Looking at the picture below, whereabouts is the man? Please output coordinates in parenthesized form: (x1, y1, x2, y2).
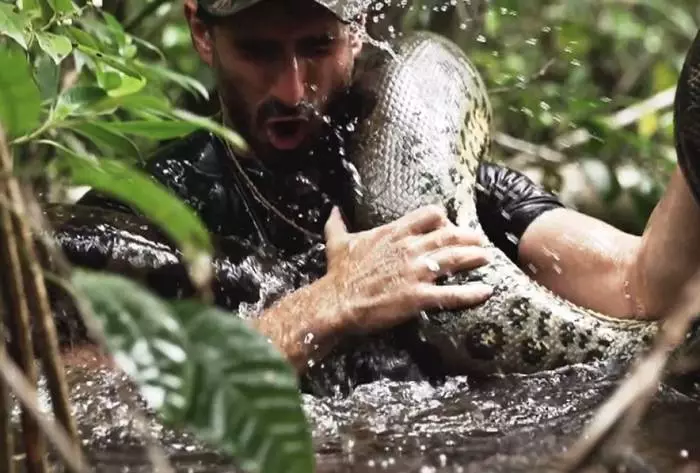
(78, 0, 700, 386)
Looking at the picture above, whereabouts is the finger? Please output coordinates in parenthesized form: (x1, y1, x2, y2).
(324, 206, 348, 242)
(388, 204, 451, 239)
(411, 225, 488, 254)
(413, 246, 491, 280)
(415, 282, 493, 311)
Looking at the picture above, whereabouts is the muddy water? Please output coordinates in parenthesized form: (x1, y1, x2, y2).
(16, 359, 700, 473)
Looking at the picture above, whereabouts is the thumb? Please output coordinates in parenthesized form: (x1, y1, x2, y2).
(324, 206, 348, 242)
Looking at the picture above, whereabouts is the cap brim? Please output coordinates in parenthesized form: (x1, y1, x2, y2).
(199, 0, 370, 22)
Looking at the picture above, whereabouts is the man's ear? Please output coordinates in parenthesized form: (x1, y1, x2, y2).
(184, 0, 214, 67)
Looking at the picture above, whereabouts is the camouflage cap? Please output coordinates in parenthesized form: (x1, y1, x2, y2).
(198, 0, 370, 23)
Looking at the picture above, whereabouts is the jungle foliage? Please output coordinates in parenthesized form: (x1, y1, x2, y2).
(0, 0, 696, 472)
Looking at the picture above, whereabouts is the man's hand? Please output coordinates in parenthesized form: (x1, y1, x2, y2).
(323, 205, 493, 334)
(252, 204, 493, 374)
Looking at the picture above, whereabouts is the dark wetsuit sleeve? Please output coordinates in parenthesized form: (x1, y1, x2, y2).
(475, 162, 565, 264)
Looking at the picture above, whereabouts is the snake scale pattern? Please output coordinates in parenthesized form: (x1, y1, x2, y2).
(348, 31, 698, 374)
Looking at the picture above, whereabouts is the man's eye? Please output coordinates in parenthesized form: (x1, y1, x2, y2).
(300, 37, 335, 57)
(236, 41, 278, 60)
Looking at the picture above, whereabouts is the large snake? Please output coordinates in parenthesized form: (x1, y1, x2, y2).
(45, 30, 700, 377)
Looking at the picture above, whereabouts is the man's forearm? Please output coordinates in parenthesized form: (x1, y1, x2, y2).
(628, 168, 700, 318)
(519, 167, 700, 320)
(250, 274, 348, 374)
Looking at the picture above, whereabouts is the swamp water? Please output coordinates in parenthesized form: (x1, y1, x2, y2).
(17, 359, 700, 473)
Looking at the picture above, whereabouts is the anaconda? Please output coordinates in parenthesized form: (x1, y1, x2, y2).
(44, 31, 700, 378)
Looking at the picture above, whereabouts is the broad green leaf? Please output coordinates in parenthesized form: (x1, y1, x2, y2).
(47, 0, 76, 15)
(68, 121, 142, 162)
(46, 140, 213, 265)
(54, 85, 108, 119)
(34, 53, 59, 101)
(72, 270, 314, 473)
(99, 120, 199, 140)
(0, 3, 30, 49)
(0, 44, 41, 138)
(35, 31, 73, 64)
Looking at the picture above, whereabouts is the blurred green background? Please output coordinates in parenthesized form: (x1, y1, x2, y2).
(88, 0, 699, 234)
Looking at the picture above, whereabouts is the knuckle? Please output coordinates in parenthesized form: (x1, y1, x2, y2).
(424, 204, 448, 221)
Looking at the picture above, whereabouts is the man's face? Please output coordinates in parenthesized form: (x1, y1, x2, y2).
(186, 0, 364, 164)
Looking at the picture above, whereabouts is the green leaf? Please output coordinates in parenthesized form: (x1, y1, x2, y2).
(34, 53, 59, 101)
(0, 44, 41, 138)
(93, 93, 171, 115)
(35, 31, 73, 64)
(46, 140, 213, 265)
(101, 10, 127, 47)
(68, 121, 142, 162)
(71, 270, 314, 473)
(134, 60, 210, 100)
(99, 120, 199, 140)
(98, 67, 147, 97)
(64, 26, 99, 49)
(46, 0, 76, 15)
(19, 0, 39, 10)
(0, 3, 30, 50)
(54, 86, 108, 119)
(170, 109, 250, 157)
(76, 44, 143, 78)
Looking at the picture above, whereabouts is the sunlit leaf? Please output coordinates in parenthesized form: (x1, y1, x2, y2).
(35, 31, 73, 65)
(638, 113, 658, 138)
(69, 121, 142, 161)
(72, 270, 314, 473)
(99, 120, 199, 140)
(45, 140, 213, 264)
(0, 44, 41, 138)
(0, 3, 30, 50)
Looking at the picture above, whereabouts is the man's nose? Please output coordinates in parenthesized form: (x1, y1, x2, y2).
(271, 55, 306, 107)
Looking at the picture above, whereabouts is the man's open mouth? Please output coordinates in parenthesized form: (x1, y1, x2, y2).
(265, 117, 309, 151)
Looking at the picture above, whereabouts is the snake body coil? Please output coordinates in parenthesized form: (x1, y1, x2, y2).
(348, 32, 694, 374)
(46, 32, 700, 376)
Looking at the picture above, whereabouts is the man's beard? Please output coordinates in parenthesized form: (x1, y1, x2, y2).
(214, 66, 354, 173)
